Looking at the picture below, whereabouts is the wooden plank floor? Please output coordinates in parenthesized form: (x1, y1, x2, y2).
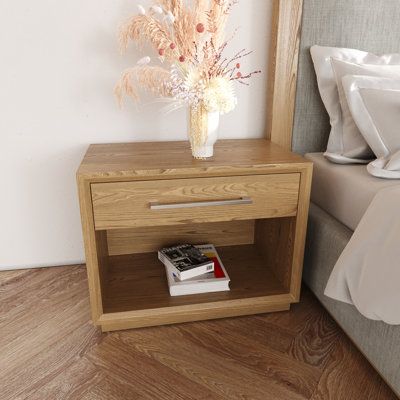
(0, 265, 397, 400)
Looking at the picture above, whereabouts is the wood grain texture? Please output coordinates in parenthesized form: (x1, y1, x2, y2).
(309, 333, 397, 400)
(104, 245, 287, 312)
(255, 217, 295, 291)
(28, 358, 100, 400)
(100, 245, 292, 331)
(91, 174, 300, 230)
(255, 165, 312, 304)
(77, 139, 310, 182)
(79, 373, 157, 400)
(113, 329, 307, 400)
(77, 177, 107, 322)
(77, 139, 312, 330)
(175, 321, 320, 399)
(290, 165, 313, 300)
(0, 266, 396, 399)
(0, 266, 103, 400)
(99, 302, 290, 333)
(107, 220, 255, 256)
(287, 306, 340, 370)
(267, 0, 303, 150)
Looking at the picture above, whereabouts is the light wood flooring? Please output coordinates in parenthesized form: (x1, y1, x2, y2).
(0, 265, 397, 400)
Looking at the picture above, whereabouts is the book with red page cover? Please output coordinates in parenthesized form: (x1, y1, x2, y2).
(164, 244, 230, 296)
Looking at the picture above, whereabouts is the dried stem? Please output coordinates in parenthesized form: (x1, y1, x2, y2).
(119, 15, 172, 54)
(115, 66, 172, 105)
(230, 70, 262, 81)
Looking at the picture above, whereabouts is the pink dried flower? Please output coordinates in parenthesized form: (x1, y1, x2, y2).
(196, 23, 205, 33)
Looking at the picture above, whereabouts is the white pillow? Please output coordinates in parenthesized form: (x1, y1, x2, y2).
(310, 45, 400, 164)
(331, 59, 400, 160)
(342, 75, 400, 179)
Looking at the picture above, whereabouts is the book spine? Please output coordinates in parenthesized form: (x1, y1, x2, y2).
(179, 263, 214, 280)
(158, 252, 182, 280)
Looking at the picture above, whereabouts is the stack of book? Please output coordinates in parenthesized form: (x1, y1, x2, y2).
(158, 244, 230, 296)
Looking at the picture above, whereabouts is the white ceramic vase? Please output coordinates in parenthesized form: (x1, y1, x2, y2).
(188, 105, 220, 159)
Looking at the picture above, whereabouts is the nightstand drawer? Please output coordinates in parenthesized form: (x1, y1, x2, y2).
(91, 174, 300, 230)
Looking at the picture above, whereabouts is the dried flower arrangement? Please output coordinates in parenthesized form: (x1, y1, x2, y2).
(115, 0, 261, 157)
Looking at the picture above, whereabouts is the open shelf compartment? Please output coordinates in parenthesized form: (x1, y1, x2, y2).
(103, 244, 287, 313)
(95, 217, 297, 331)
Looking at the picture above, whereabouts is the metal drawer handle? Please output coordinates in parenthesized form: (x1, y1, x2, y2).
(150, 197, 253, 210)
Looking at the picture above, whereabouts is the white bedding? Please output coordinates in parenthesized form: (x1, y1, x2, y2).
(325, 186, 400, 324)
(306, 153, 400, 323)
(305, 153, 398, 230)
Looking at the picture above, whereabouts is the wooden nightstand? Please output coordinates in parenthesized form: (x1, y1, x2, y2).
(77, 139, 312, 332)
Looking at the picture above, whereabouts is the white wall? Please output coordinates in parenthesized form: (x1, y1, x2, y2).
(0, 0, 272, 270)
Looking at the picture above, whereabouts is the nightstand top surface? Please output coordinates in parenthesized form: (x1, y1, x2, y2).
(77, 139, 311, 181)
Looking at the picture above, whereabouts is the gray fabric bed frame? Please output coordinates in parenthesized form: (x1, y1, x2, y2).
(293, 0, 400, 395)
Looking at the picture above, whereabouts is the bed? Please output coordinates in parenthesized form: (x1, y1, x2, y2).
(293, 0, 400, 395)
(305, 153, 399, 231)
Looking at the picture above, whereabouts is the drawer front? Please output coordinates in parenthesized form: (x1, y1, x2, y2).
(91, 174, 300, 230)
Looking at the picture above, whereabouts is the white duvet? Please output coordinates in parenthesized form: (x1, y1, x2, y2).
(325, 186, 400, 324)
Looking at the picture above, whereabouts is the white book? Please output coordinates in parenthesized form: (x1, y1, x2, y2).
(164, 244, 230, 296)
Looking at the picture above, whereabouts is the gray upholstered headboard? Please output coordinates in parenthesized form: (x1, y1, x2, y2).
(292, 0, 400, 155)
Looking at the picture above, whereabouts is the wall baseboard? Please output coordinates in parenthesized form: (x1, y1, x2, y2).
(0, 260, 85, 272)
